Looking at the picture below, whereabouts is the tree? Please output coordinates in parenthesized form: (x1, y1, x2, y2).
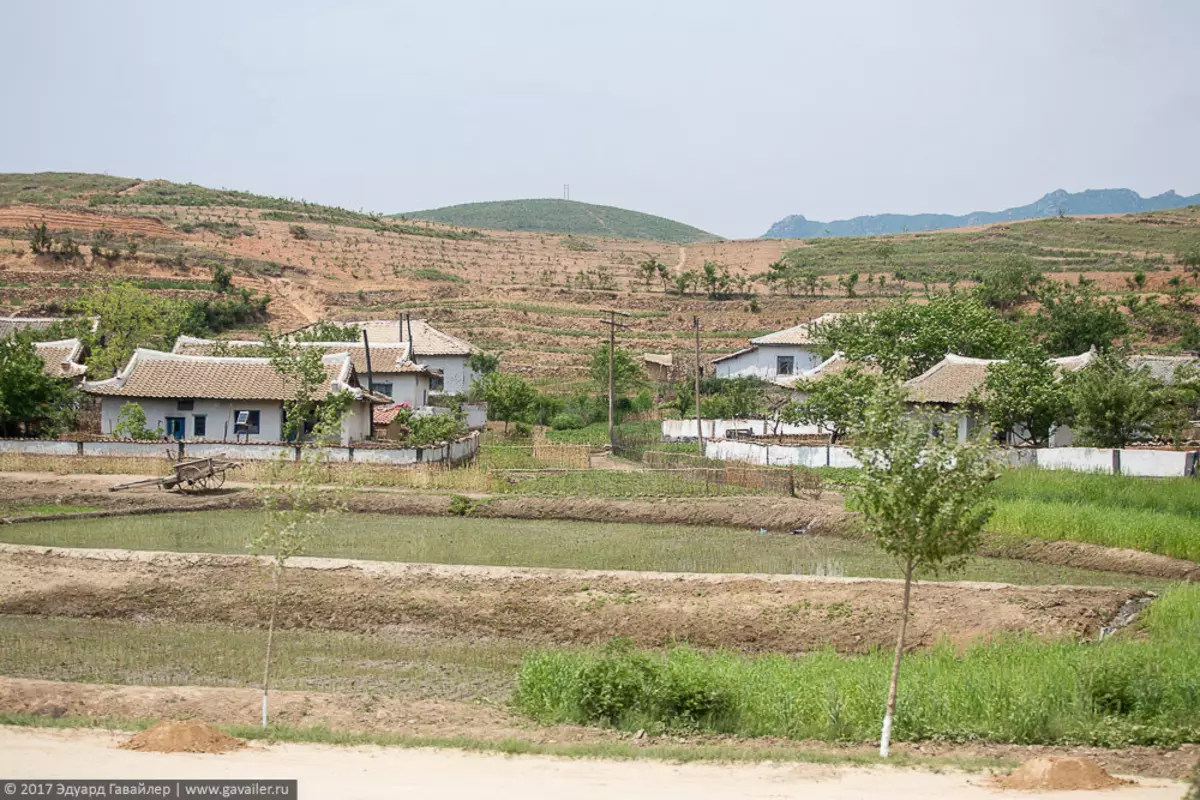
(655, 260, 671, 292)
(253, 338, 353, 728)
(1031, 282, 1128, 356)
(849, 384, 997, 757)
(637, 256, 662, 288)
(1151, 362, 1200, 446)
(700, 377, 765, 419)
(588, 345, 647, 397)
(112, 402, 161, 440)
(77, 283, 199, 377)
(0, 337, 79, 437)
(819, 294, 1018, 378)
(838, 271, 859, 298)
(780, 364, 880, 443)
(292, 321, 359, 342)
(28, 222, 52, 255)
(467, 351, 500, 375)
(975, 256, 1043, 310)
(472, 371, 536, 432)
(1066, 353, 1160, 448)
(981, 345, 1070, 447)
(211, 262, 234, 293)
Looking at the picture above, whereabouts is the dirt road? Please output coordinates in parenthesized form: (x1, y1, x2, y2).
(0, 727, 1183, 799)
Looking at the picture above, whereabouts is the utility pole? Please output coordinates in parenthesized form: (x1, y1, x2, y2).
(598, 309, 630, 451)
(693, 316, 704, 455)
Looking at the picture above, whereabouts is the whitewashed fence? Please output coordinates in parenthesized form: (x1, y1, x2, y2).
(662, 419, 821, 442)
(0, 431, 480, 467)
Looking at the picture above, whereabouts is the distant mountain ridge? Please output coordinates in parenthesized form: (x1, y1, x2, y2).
(763, 188, 1200, 239)
(399, 198, 720, 243)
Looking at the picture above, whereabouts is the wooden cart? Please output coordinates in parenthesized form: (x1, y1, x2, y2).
(110, 455, 242, 493)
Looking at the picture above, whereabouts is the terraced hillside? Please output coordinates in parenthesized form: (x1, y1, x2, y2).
(0, 173, 1197, 385)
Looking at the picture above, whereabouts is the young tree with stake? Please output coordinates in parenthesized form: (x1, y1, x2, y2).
(849, 383, 998, 757)
(252, 339, 353, 729)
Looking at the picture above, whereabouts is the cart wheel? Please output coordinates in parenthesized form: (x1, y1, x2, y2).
(195, 475, 213, 491)
(210, 471, 226, 490)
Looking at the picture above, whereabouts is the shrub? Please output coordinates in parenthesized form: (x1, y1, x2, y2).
(550, 413, 584, 430)
(112, 403, 160, 440)
(289, 224, 310, 240)
(448, 494, 477, 516)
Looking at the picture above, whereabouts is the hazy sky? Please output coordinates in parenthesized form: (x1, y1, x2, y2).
(5, 1, 1198, 238)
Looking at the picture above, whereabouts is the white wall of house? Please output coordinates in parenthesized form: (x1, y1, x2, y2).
(100, 397, 376, 445)
(713, 345, 822, 380)
(367, 371, 431, 408)
(419, 355, 476, 395)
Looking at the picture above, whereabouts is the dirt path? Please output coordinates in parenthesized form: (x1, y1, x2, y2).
(588, 452, 644, 471)
(0, 545, 1139, 652)
(0, 727, 1184, 799)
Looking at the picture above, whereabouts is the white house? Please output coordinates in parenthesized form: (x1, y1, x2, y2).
(293, 319, 480, 394)
(0, 316, 93, 383)
(712, 314, 842, 381)
(172, 336, 436, 407)
(83, 349, 387, 445)
(904, 351, 1095, 445)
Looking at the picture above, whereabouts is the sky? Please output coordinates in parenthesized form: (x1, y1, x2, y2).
(5, 0, 1199, 239)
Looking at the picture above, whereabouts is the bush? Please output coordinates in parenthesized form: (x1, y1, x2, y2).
(112, 403, 160, 440)
(550, 413, 584, 430)
(448, 494, 477, 516)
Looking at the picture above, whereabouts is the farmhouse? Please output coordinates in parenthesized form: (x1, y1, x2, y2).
(904, 351, 1094, 444)
(83, 349, 388, 444)
(293, 318, 480, 394)
(643, 353, 673, 384)
(773, 351, 880, 391)
(0, 316, 94, 382)
(712, 314, 842, 381)
(173, 336, 437, 407)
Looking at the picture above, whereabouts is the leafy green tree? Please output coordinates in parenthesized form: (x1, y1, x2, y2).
(838, 271, 859, 298)
(974, 256, 1042, 310)
(211, 262, 234, 293)
(472, 371, 537, 432)
(588, 345, 648, 397)
(0, 337, 79, 437)
(292, 321, 360, 342)
(1031, 282, 1127, 355)
(1151, 363, 1200, 446)
(981, 345, 1071, 447)
(819, 294, 1018, 378)
(780, 364, 880, 443)
(467, 351, 500, 375)
(637, 256, 662, 288)
(1066, 353, 1160, 448)
(1177, 245, 1200, 272)
(77, 283, 198, 377)
(700, 377, 765, 418)
(112, 402, 161, 440)
(29, 222, 52, 255)
(849, 384, 997, 757)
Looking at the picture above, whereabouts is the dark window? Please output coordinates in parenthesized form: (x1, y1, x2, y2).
(234, 409, 261, 435)
(165, 417, 185, 440)
(193, 415, 207, 437)
(777, 356, 795, 376)
(429, 373, 444, 391)
(370, 382, 393, 398)
(177, 399, 195, 411)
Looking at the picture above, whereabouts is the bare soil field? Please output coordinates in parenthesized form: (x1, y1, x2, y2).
(0, 545, 1141, 652)
(0, 725, 1189, 797)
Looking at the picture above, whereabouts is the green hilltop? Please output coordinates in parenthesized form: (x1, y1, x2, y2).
(398, 198, 721, 243)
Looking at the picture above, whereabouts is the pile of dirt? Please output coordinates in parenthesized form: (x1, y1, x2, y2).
(996, 756, 1129, 791)
(120, 720, 244, 754)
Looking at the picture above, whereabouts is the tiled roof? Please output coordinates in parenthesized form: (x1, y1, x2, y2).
(775, 352, 879, 388)
(82, 349, 377, 401)
(0, 316, 99, 339)
(294, 319, 476, 356)
(750, 313, 845, 346)
(1129, 354, 1198, 384)
(172, 337, 436, 376)
(33, 338, 88, 379)
(711, 346, 757, 364)
(904, 351, 1096, 405)
(374, 404, 410, 426)
(643, 353, 672, 367)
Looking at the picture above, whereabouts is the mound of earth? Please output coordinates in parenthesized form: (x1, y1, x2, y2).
(120, 720, 244, 754)
(996, 756, 1128, 791)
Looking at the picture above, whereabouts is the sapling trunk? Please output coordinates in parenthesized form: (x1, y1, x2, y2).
(261, 561, 282, 729)
(880, 559, 914, 758)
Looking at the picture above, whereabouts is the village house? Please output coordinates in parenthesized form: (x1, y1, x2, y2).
(642, 353, 673, 384)
(903, 351, 1095, 445)
(712, 314, 842, 381)
(293, 318, 480, 394)
(173, 336, 436, 407)
(83, 349, 387, 445)
(773, 351, 880, 392)
(0, 316, 94, 382)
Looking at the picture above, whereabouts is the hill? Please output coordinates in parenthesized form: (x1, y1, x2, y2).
(399, 198, 720, 243)
(763, 188, 1200, 239)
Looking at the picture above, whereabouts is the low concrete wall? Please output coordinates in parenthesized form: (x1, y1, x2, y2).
(1035, 447, 1116, 474)
(0, 431, 480, 467)
(703, 439, 860, 469)
(663, 419, 821, 442)
(1119, 448, 1193, 478)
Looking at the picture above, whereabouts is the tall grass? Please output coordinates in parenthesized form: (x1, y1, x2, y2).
(995, 469, 1200, 518)
(514, 587, 1200, 747)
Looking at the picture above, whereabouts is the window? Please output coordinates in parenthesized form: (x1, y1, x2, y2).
(777, 355, 795, 376)
(370, 381, 393, 398)
(177, 399, 195, 411)
(193, 415, 207, 437)
(429, 374, 445, 391)
(234, 409, 261, 435)
(165, 417, 185, 440)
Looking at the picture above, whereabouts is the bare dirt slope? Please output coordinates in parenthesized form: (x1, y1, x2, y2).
(0, 726, 1185, 799)
(0, 546, 1138, 652)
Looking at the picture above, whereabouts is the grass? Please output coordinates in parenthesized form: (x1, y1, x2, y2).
(0, 712, 1016, 771)
(514, 585, 1200, 747)
(401, 198, 720, 243)
(546, 420, 661, 446)
(0, 616, 521, 701)
(0, 172, 139, 205)
(0, 502, 101, 517)
(0, 511, 1169, 588)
